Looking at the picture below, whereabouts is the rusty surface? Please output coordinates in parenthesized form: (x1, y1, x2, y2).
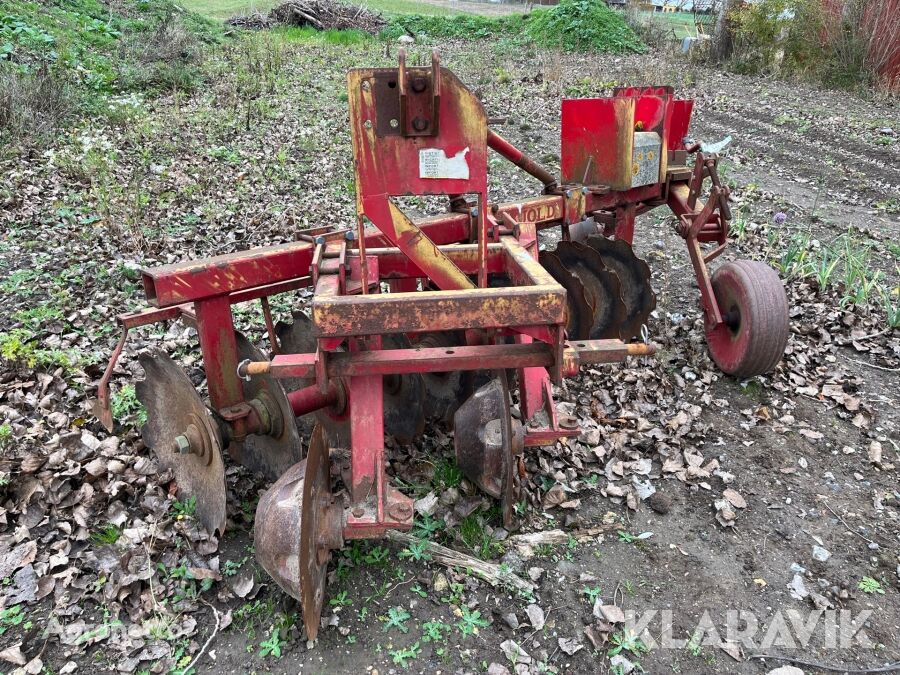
(453, 373, 523, 528)
(254, 424, 342, 642)
(233, 332, 302, 482)
(135, 352, 226, 534)
(312, 273, 565, 337)
(584, 235, 656, 340)
(538, 250, 594, 340)
(552, 241, 627, 340)
(348, 55, 487, 291)
(365, 243, 505, 279)
(143, 241, 314, 308)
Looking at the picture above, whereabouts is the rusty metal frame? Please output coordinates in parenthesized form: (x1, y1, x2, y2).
(94, 51, 747, 612)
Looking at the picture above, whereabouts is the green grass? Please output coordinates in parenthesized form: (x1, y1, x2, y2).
(180, 0, 279, 20)
(1, 0, 225, 137)
(643, 10, 700, 40)
(274, 26, 370, 44)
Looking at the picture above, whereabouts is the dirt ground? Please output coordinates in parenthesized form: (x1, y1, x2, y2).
(0, 34, 898, 675)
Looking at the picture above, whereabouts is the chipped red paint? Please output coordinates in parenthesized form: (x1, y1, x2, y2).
(95, 52, 751, 606)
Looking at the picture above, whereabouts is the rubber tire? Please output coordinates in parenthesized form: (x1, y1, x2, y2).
(706, 260, 789, 378)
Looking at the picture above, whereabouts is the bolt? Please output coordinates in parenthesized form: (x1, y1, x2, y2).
(174, 434, 191, 454)
(411, 117, 429, 132)
(470, 207, 478, 217)
(345, 230, 357, 241)
(364, 119, 372, 129)
(352, 506, 365, 518)
(389, 118, 399, 128)
(314, 235, 326, 245)
(565, 189, 573, 198)
(582, 186, 590, 194)
(410, 76, 427, 93)
(389, 502, 412, 521)
(361, 80, 370, 91)
(559, 415, 579, 430)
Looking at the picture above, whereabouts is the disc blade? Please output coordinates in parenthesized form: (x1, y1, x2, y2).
(255, 425, 334, 642)
(453, 372, 522, 528)
(235, 332, 303, 482)
(413, 332, 474, 424)
(136, 352, 226, 534)
(585, 235, 656, 340)
(538, 250, 594, 340)
(381, 333, 426, 443)
(554, 241, 628, 340)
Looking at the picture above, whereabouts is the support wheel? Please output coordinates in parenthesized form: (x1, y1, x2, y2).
(706, 260, 789, 377)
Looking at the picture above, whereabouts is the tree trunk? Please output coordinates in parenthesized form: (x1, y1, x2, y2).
(713, 0, 740, 62)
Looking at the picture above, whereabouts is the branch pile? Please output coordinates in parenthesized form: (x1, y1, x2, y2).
(227, 0, 387, 34)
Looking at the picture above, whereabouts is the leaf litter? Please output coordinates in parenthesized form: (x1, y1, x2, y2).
(0, 33, 898, 674)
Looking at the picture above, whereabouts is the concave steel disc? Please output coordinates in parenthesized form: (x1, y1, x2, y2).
(381, 333, 426, 444)
(453, 372, 523, 529)
(413, 331, 474, 424)
(277, 313, 425, 444)
(275, 312, 343, 445)
(254, 424, 338, 642)
(554, 240, 628, 340)
(136, 352, 226, 534)
(538, 250, 594, 340)
(585, 235, 656, 340)
(234, 332, 303, 482)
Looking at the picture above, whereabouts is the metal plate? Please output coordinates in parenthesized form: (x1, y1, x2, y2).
(136, 352, 226, 534)
(631, 131, 662, 188)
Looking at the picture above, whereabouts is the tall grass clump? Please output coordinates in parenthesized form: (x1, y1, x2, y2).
(526, 0, 646, 54)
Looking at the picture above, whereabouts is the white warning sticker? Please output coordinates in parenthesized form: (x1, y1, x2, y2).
(419, 147, 470, 180)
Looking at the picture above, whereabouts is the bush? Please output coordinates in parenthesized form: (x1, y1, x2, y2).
(0, 0, 223, 140)
(386, 0, 645, 55)
(731, 0, 900, 91)
(0, 64, 75, 138)
(526, 0, 646, 54)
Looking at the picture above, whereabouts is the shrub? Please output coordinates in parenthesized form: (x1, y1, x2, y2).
(386, 0, 645, 55)
(0, 64, 75, 138)
(731, 0, 900, 91)
(526, 0, 646, 54)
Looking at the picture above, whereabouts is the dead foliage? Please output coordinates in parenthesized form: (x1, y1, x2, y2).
(228, 0, 386, 34)
(0, 65, 74, 139)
